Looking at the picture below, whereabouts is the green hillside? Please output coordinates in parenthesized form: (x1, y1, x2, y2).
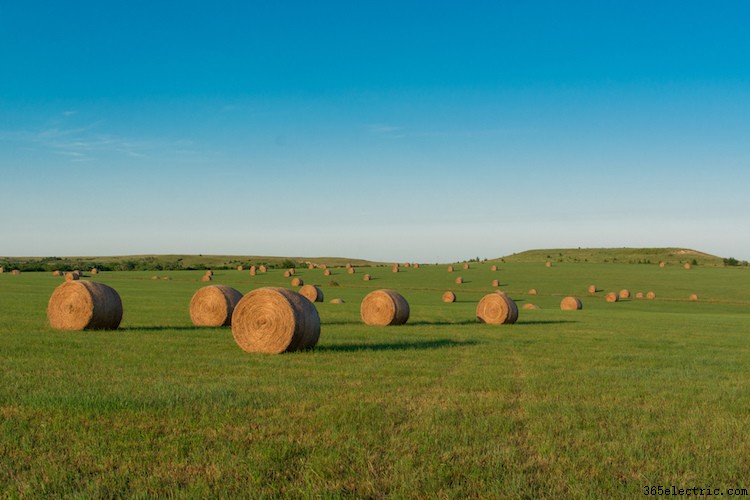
(498, 247, 728, 266)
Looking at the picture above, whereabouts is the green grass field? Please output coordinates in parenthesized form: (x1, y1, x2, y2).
(1, 260, 749, 497)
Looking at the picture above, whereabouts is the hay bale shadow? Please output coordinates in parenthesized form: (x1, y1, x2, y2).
(317, 339, 479, 352)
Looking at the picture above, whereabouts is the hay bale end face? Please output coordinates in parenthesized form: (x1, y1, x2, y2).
(205, 270, 213, 277)
(329, 298, 345, 304)
(413, 263, 420, 269)
(560, 297, 583, 310)
(237, 266, 243, 271)
(291, 277, 303, 287)
(528, 289, 537, 295)
(659, 261, 666, 268)
(605, 292, 619, 303)
(323, 269, 331, 276)
(283, 271, 291, 278)
(619, 289, 631, 299)
(442, 291, 456, 303)
(490, 265, 497, 271)
(447, 265, 454, 272)
(363, 274, 371, 281)
(190, 285, 244, 327)
(646, 291, 656, 300)
(91, 268, 99, 275)
(689, 294, 699, 301)
(361, 289, 410, 326)
(455, 277, 463, 284)
(259, 265, 267, 273)
(522, 303, 540, 310)
(546, 261, 552, 268)
(348, 267, 355, 274)
(308, 264, 314, 270)
(588, 285, 597, 293)
(476, 293, 518, 325)
(684, 263, 692, 270)
(48, 281, 123, 330)
(491, 279, 499, 287)
(52, 270, 62, 276)
(392, 266, 399, 273)
(231, 287, 320, 354)
(463, 263, 470, 270)
(201, 275, 212, 282)
(635, 292, 644, 299)
(299, 284, 324, 303)
(11, 269, 21, 275)
(345, 263, 352, 269)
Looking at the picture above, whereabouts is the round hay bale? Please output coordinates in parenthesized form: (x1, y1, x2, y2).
(392, 266, 399, 273)
(291, 277, 303, 287)
(447, 265, 454, 273)
(205, 270, 213, 277)
(490, 264, 497, 271)
(619, 289, 630, 299)
(250, 265, 257, 273)
(463, 263, 470, 270)
(560, 297, 583, 310)
(329, 298, 345, 304)
(491, 279, 500, 287)
(289, 268, 296, 276)
(455, 277, 463, 284)
(588, 285, 597, 293)
(528, 289, 537, 295)
(523, 303, 540, 310)
(476, 293, 518, 325)
(259, 265, 267, 273)
(237, 265, 243, 271)
(442, 291, 456, 303)
(323, 269, 331, 276)
(635, 292, 644, 299)
(689, 294, 699, 301)
(47, 281, 123, 330)
(605, 292, 619, 303)
(345, 263, 352, 269)
(249, 269, 256, 276)
(52, 270, 62, 276)
(404, 262, 411, 268)
(545, 261, 552, 268)
(189, 285, 243, 327)
(659, 261, 666, 268)
(413, 263, 420, 269)
(320, 264, 327, 269)
(348, 267, 355, 274)
(11, 269, 21, 275)
(151, 276, 159, 280)
(283, 271, 291, 278)
(360, 289, 410, 326)
(684, 263, 691, 270)
(65, 272, 79, 281)
(201, 275, 212, 282)
(308, 264, 314, 270)
(299, 284, 323, 302)
(646, 291, 656, 300)
(0, 267, 4, 273)
(363, 274, 371, 281)
(231, 287, 320, 354)
(91, 268, 99, 275)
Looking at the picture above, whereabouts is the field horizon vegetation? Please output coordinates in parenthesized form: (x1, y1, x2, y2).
(2, 247, 749, 496)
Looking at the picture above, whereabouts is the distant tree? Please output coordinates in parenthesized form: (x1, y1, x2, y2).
(724, 257, 740, 267)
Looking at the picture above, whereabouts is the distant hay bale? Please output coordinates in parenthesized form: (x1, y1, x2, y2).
(348, 267, 355, 274)
(249, 269, 256, 276)
(560, 297, 583, 310)
(447, 265, 454, 272)
(545, 261, 552, 268)
(308, 264, 314, 270)
(522, 304, 540, 310)
(250, 265, 256, 273)
(635, 292, 644, 299)
(442, 291, 456, 303)
(151, 276, 159, 280)
(289, 268, 295, 275)
(205, 270, 213, 277)
(161, 277, 171, 281)
(0, 267, 4, 273)
(291, 277, 303, 287)
(259, 265, 267, 273)
(65, 272, 80, 281)
(404, 262, 411, 268)
(684, 263, 691, 270)
(90, 268, 99, 275)
(528, 289, 537, 295)
(491, 279, 500, 287)
(47, 281, 123, 331)
(463, 263, 470, 270)
(201, 275, 212, 282)
(413, 263, 420, 269)
(189, 285, 244, 327)
(11, 269, 21, 275)
(283, 271, 291, 278)
(345, 263, 352, 269)
(689, 294, 699, 301)
(476, 293, 518, 325)
(588, 285, 597, 293)
(490, 264, 497, 271)
(605, 292, 619, 303)
(659, 261, 666, 268)
(329, 298, 345, 304)
(360, 289, 410, 326)
(323, 269, 331, 276)
(299, 284, 324, 303)
(392, 266, 399, 273)
(619, 289, 631, 299)
(237, 266, 243, 271)
(52, 270, 62, 276)
(646, 291, 656, 300)
(455, 277, 463, 284)
(231, 287, 320, 354)
(363, 274, 371, 281)
(320, 264, 327, 269)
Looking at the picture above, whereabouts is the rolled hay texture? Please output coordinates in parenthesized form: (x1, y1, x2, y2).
(442, 291, 456, 303)
(635, 292, 644, 299)
(308, 264, 314, 270)
(476, 293, 519, 325)
(189, 285, 244, 327)
(605, 292, 619, 303)
(463, 263, 470, 270)
(11, 270, 21, 275)
(360, 289, 410, 326)
(250, 265, 257, 272)
(690, 294, 699, 301)
(404, 262, 411, 268)
(646, 291, 656, 300)
(249, 269, 256, 276)
(91, 268, 99, 275)
(528, 289, 538, 295)
(205, 270, 213, 277)
(65, 272, 80, 281)
(490, 264, 497, 271)
(237, 266, 243, 271)
(291, 277, 304, 287)
(283, 271, 291, 278)
(52, 270, 62, 276)
(320, 264, 327, 269)
(348, 267, 355, 274)
(48, 281, 123, 330)
(588, 285, 597, 293)
(659, 261, 666, 268)
(299, 284, 323, 302)
(455, 277, 463, 284)
(259, 265, 267, 273)
(447, 265, 454, 272)
(619, 289, 631, 299)
(231, 287, 320, 354)
(201, 275, 212, 282)
(363, 274, 371, 281)
(0, 267, 4, 273)
(560, 297, 583, 310)
(151, 276, 159, 280)
(323, 269, 331, 276)
(345, 263, 352, 269)
(392, 266, 399, 273)
(523, 303, 540, 310)
(329, 298, 345, 304)
(413, 263, 420, 269)
(684, 263, 692, 270)
(491, 279, 500, 287)
(545, 261, 552, 268)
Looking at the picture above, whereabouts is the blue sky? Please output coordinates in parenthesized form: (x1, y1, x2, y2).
(1, 2, 749, 262)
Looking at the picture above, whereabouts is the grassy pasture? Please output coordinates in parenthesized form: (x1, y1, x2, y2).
(1, 262, 749, 497)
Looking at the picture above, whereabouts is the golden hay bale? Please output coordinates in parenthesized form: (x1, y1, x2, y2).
(689, 294, 699, 301)
(291, 277, 303, 287)
(447, 265, 454, 272)
(320, 264, 327, 269)
(237, 265, 243, 271)
(523, 304, 540, 310)
(329, 298, 345, 304)
(91, 268, 99, 275)
(659, 261, 666, 268)
(463, 263, 470, 270)
(404, 262, 411, 268)
(323, 269, 331, 276)
(11, 269, 21, 275)
(490, 264, 497, 271)
(635, 292, 644, 299)
(259, 265, 267, 273)
(289, 268, 296, 275)
(161, 276, 171, 281)
(348, 267, 355, 274)
(588, 285, 597, 293)
(361, 289, 410, 326)
(65, 272, 80, 281)
(455, 277, 463, 284)
(201, 275, 212, 282)
(619, 289, 631, 299)
(545, 261, 552, 268)
(52, 270, 62, 276)
(205, 270, 213, 277)
(48, 281, 123, 330)
(363, 274, 371, 281)
(151, 276, 159, 280)
(249, 269, 256, 276)
(646, 291, 656, 300)
(560, 297, 583, 310)
(528, 289, 537, 295)
(283, 271, 291, 278)
(442, 291, 456, 303)
(345, 263, 352, 269)
(413, 263, 420, 269)
(491, 279, 500, 287)
(392, 266, 399, 273)
(250, 265, 256, 273)
(231, 287, 320, 354)
(476, 293, 518, 325)
(299, 284, 324, 303)
(684, 263, 691, 270)
(605, 292, 619, 303)
(308, 264, 314, 270)
(0, 267, 4, 273)
(189, 285, 244, 327)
